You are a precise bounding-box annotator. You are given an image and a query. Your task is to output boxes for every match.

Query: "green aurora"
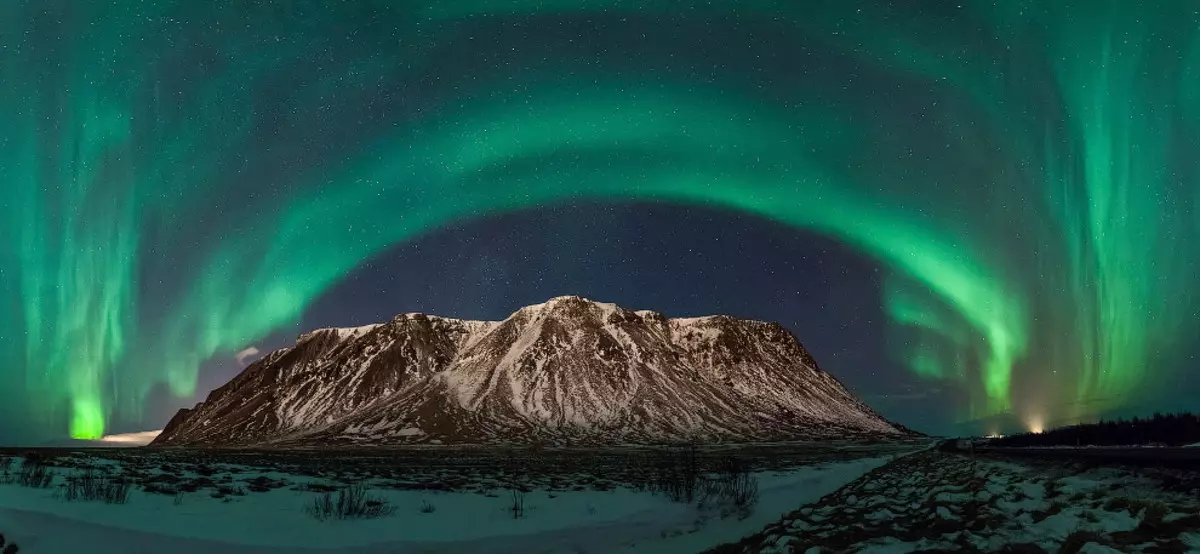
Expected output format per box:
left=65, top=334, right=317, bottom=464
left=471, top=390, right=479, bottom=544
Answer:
left=1, top=0, right=1198, bottom=440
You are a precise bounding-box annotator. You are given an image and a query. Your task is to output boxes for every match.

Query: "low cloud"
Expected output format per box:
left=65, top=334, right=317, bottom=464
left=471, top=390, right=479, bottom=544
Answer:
left=235, top=346, right=261, bottom=366
left=94, top=430, right=161, bottom=446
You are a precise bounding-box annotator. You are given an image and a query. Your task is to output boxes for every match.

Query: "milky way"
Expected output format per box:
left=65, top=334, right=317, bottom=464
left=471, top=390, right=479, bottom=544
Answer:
left=2, top=0, right=1198, bottom=441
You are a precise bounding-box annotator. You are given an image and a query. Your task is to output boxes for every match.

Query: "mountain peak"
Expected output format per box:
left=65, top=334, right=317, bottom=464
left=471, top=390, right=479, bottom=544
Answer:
left=522, top=295, right=616, bottom=312
left=548, top=294, right=591, bottom=303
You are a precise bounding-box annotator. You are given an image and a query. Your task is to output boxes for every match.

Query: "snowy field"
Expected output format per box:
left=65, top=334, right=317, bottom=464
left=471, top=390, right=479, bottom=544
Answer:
left=714, top=449, right=1200, bottom=553
left=0, top=442, right=919, bottom=553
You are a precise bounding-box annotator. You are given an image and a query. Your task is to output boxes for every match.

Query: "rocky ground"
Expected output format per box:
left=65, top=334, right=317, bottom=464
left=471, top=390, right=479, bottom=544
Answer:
left=708, top=450, right=1200, bottom=553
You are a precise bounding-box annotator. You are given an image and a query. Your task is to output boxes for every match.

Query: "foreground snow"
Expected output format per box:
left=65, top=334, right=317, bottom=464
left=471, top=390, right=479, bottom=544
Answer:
left=0, top=455, right=890, bottom=553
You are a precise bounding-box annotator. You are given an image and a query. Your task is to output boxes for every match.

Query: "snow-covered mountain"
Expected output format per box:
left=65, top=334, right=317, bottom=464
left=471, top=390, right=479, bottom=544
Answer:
left=153, top=296, right=906, bottom=446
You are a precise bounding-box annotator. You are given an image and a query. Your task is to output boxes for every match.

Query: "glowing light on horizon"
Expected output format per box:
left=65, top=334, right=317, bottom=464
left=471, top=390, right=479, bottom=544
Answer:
left=93, top=430, right=162, bottom=446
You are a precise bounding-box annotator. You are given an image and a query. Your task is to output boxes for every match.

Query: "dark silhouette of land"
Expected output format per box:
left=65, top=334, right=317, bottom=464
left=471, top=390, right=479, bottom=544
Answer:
left=990, top=412, right=1200, bottom=448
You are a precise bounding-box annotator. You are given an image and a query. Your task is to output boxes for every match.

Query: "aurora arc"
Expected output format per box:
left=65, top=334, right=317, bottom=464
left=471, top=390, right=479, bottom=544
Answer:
left=0, top=0, right=1197, bottom=441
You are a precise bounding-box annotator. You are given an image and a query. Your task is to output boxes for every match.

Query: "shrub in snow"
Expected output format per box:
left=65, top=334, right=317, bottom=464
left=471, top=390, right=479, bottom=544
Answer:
left=509, top=488, right=526, bottom=519
left=644, top=444, right=701, bottom=503
left=304, top=484, right=395, bottom=521
left=16, top=456, right=54, bottom=489
left=718, top=457, right=760, bottom=515
left=499, top=454, right=529, bottom=519
left=419, top=500, right=436, bottom=514
left=699, top=457, right=759, bottom=518
left=59, top=469, right=132, bottom=504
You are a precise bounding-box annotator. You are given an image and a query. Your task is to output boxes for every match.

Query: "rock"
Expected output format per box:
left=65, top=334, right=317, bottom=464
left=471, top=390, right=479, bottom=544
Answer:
left=936, top=506, right=959, bottom=520
left=1079, top=543, right=1125, bottom=554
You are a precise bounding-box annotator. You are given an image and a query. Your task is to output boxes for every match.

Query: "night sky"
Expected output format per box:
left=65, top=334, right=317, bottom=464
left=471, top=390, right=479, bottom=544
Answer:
left=3, top=0, right=1199, bottom=444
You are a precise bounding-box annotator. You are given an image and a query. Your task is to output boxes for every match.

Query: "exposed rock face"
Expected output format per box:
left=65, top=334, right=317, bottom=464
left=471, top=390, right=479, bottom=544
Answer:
left=153, top=296, right=905, bottom=446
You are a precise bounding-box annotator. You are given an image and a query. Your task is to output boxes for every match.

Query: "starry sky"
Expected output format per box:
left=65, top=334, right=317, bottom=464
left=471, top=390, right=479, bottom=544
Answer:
left=3, top=0, right=1199, bottom=444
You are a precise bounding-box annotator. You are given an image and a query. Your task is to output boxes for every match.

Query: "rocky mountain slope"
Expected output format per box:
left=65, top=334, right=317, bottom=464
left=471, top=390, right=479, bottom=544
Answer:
left=153, top=296, right=905, bottom=446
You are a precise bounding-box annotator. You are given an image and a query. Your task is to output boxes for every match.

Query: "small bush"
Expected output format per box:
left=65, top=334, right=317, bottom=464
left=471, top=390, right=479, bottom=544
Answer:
left=722, top=460, right=759, bottom=513
left=702, top=457, right=759, bottom=517
left=419, top=500, right=436, bottom=514
left=645, top=445, right=700, bottom=503
left=305, top=484, right=395, bottom=521
left=16, top=457, right=54, bottom=489
left=59, top=470, right=131, bottom=504
left=510, top=488, right=526, bottom=519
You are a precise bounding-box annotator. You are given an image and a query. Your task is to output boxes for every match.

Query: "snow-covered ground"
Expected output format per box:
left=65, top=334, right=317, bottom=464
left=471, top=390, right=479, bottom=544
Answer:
left=0, top=453, right=893, bottom=553
left=717, top=450, right=1200, bottom=553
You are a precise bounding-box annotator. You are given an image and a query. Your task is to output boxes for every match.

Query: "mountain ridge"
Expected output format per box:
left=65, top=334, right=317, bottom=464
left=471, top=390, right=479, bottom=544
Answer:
left=153, top=296, right=908, bottom=447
